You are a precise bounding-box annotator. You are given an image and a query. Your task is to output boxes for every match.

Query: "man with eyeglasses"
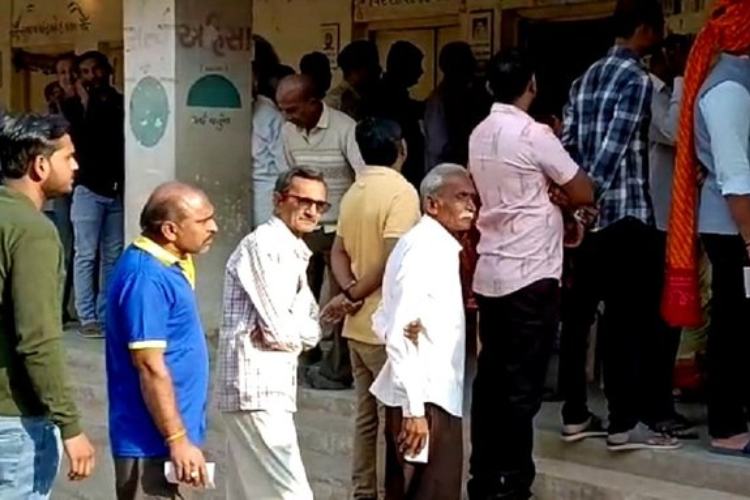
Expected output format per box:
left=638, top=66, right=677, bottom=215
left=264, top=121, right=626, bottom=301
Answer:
left=215, top=168, right=328, bottom=499
left=277, top=74, right=365, bottom=391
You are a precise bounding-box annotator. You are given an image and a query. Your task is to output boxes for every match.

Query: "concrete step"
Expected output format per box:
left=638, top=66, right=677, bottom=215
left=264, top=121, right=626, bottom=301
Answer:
left=61, top=336, right=750, bottom=499
left=534, top=458, right=749, bottom=500
left=302, top=448, right=351, bottom=500
left=297, top=408, right=354, bottom=457
left=534, top=426, right=750, bottom=498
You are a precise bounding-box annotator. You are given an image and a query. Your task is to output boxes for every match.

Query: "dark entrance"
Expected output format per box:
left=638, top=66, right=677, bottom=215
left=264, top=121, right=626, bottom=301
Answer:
left=519, top=16, right=614, bottom=120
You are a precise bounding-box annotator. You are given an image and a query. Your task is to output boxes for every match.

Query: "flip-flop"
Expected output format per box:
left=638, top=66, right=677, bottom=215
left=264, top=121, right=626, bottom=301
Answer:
left=709, top=441, right=750, bottom=458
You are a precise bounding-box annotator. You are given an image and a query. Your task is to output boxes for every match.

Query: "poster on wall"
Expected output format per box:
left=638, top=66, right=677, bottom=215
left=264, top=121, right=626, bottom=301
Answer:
left=469, top=10, right=493, bottom=65
left=321, top=23, right=340, bottom=69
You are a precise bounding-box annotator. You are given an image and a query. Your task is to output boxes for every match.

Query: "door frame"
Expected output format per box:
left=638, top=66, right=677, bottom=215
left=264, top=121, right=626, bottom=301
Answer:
left=362, top=16, right=460, bottom=98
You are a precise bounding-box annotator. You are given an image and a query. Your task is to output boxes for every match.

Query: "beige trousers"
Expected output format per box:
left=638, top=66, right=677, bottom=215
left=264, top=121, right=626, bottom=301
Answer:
left=349, top=339, right=387, bottom=499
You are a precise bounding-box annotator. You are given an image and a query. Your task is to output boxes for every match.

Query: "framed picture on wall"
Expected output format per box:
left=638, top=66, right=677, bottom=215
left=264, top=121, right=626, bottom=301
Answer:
left=321, top=23, right=341, bottom=69
left=469, top=10, right=494, bottom=64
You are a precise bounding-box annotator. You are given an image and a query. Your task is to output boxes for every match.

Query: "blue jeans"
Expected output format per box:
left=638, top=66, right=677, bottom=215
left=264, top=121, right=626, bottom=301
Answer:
left=0, top=416, right=62, bottom=499
left=44, top=195, right=75, bottom=320
left=72, top=185, right=124, bottom=326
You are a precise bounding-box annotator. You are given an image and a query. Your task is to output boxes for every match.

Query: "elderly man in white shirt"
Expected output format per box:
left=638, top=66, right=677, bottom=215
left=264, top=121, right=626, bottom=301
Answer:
left=370, top=163, right=477, bottom=500
left=215, top=167, right=329, bottom=500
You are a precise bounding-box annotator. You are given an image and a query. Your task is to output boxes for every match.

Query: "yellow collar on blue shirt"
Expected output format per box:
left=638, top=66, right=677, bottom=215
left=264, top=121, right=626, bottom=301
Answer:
left=132, top=236, right=196, bottom=289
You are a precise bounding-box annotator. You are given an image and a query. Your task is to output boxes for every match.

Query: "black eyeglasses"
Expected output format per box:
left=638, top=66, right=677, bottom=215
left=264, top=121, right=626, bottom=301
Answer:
left=283, top=193, right=331, bottom=214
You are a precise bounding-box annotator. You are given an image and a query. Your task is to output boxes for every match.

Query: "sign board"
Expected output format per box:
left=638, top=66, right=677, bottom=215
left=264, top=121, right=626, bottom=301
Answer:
left=354, top=0, right=461, bottom=22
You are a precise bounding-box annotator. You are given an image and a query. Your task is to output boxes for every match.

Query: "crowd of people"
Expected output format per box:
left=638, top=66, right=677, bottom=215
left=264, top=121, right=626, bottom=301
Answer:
left=1, top=0, right=750, bottom=498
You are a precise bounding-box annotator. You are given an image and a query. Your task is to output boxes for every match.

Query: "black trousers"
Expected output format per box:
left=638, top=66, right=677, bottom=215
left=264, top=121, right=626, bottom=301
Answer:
left=558, top=218, right=674, bottom=432
left=468, top=279, right=559, bottom=500
left=385, top=404, right=463, bottom=500
left=702, top=233, right=750, bottom=439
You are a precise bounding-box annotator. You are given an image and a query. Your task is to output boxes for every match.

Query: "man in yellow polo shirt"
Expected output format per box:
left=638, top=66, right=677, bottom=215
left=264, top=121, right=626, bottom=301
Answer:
left=324, top=118, right=420, bottom=500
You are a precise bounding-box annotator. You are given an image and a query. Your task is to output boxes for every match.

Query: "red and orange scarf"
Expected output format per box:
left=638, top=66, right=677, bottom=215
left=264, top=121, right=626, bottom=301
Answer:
left=662, top=0, right=750, bottom=326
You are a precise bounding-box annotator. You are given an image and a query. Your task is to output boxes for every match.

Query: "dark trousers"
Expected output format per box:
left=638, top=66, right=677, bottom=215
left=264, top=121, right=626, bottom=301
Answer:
left=384, top=404, right=463, bottom=500
left=468, top=279, right=560, bottom=500
left=558, top=218, right=669, bottom=433
left=114, top=457, right=194, bottom=500
left=302, top=229, right=352, bottom=385
left=702, top=233, right=750, bottom=439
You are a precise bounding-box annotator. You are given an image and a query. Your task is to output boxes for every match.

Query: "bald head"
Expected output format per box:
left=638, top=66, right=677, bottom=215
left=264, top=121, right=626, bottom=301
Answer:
left=139, top=181, right=218, bottom=256
left=140, top=182, right=207, bottom=234
left=276, top=74, right=324, bottom=130
left=276, top=74, right=316, bottom=102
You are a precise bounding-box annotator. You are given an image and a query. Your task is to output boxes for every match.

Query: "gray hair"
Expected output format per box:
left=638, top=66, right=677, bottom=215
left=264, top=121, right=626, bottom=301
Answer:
left=274, top=167, right=326, bottom=194
left=419, top=163, right=469, bottom=206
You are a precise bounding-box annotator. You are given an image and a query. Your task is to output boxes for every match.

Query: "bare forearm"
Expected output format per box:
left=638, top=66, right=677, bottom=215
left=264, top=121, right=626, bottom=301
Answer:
left=349, top=264, right=386, bottom=302
left=138, top=369, right=184, bottom=438
left=331, top=250, right=356, bottom=290
left=727, top=195, right=750, bottom=242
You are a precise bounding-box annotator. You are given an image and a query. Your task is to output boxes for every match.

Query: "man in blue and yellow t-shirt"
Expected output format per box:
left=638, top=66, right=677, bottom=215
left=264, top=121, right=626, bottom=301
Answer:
left=105, top=182, right=218, bottom=499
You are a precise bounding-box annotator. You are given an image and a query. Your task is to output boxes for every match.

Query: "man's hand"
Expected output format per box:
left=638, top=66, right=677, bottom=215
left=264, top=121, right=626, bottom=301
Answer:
left=169, top=438, right=208, bottom=488
left=75, top=80, right=89, bottom=108
left=398, top=416, right=429, bottom=457
left=563, top=215, right=585, bottom=248
left=574, top=206, right=599, bottom=228
left=549, top=185, right=571, bottom=209
left=404, top=319, right=424, bottom=347
left=63, top=433, right=96, bottom=481
left=321, top=293, right=363, bottom=324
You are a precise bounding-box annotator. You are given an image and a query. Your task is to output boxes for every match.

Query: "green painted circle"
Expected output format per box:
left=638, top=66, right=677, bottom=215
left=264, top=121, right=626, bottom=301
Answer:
left=187, top=74, right=242, bottom=109
left=130, top=76, right=169, bottom=148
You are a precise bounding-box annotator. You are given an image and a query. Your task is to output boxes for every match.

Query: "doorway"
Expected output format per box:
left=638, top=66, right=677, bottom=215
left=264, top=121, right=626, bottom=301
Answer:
left=518, top=16, right=613, bottom=119
left=372, top=24, right=461, bottom=100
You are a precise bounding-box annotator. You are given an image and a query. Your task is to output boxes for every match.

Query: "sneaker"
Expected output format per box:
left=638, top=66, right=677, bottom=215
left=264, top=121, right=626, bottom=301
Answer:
left=649, top=414, right=699, bottom=440
left=561, top=415, right=608, bottom=443
left=607, top=424, right=682, bottom=452
left=77, top=323, right=104, bottom=340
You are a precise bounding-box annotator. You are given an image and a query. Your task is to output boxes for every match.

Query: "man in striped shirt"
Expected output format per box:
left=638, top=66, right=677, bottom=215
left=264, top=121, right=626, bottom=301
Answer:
left=558, top=0, right=681, bottom=452
left=278, top=74, right=365, bottom=390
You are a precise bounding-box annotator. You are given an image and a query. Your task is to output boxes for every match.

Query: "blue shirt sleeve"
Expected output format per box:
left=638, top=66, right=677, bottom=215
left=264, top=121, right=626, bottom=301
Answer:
left=118, top=273, right=171, bottom=349
left=699, top=81, right=750, bottom=196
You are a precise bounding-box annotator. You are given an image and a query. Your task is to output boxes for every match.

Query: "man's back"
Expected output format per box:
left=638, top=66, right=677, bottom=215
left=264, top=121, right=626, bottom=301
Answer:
left=562, top=46, right=653, bottom=229
left=470, top=104, right=579, bottom=298
left=338, top=167, right=420, bottom=345
left=78, top=86, right=125, bottom=198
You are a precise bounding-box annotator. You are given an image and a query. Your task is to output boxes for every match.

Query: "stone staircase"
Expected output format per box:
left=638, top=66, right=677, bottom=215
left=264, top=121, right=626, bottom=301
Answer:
left=56, top=334, right=750, bottom=499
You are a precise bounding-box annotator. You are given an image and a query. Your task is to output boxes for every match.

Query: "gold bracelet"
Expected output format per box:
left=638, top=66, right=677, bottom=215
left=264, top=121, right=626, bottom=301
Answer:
left=165, top=430, right=187, bottom=444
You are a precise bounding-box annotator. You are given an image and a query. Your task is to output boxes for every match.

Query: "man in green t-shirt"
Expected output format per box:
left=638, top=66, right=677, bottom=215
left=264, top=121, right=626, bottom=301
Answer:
left=0, top=112, right=95, bottom=498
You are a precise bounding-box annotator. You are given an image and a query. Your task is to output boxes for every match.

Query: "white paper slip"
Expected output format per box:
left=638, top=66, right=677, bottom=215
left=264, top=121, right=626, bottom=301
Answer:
left=164, top=461, right=216, bottom=490
left=404, top=437, right=429, bottom=464
left=745, top=267, right=750, bottom=299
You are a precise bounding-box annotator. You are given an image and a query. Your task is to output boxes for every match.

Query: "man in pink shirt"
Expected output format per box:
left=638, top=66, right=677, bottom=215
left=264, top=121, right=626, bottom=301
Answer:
left=467, top=49, right=595, bottom=500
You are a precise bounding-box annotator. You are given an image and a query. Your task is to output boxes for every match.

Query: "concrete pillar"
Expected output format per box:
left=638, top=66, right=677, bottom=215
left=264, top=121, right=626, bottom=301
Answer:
left=124, top=0, right=253, bottom=329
